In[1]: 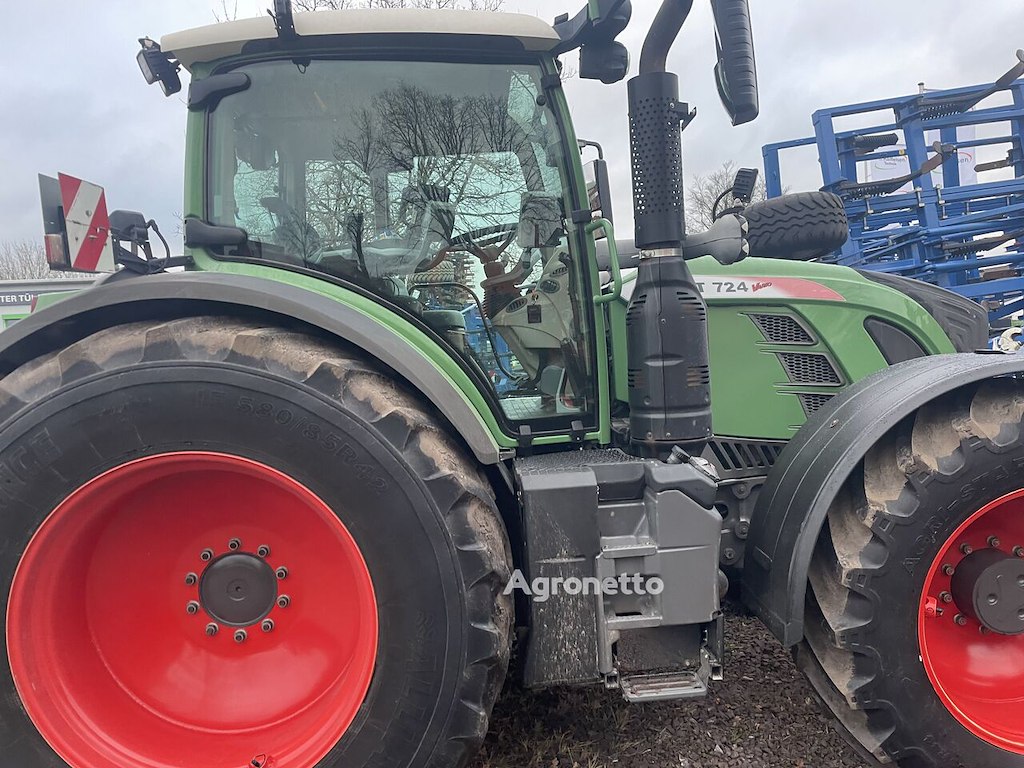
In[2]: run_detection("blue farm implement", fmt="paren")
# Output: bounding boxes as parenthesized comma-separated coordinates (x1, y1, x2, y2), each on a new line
(763, 51, 1024, 325)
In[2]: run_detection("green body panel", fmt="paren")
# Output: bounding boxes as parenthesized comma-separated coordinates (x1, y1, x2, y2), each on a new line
(610, 257, 956, 441)
(180, 54, 610, 450)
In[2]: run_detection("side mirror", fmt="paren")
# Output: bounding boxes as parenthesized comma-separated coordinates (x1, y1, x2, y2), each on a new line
(579, 41, 630, 84)
(584, 158, 614, 225)
(710, 0, 759, 126)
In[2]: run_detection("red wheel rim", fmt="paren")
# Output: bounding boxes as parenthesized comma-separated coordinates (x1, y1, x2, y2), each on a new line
(7, 452, 378, 768)
(918, 488, 1024, 753)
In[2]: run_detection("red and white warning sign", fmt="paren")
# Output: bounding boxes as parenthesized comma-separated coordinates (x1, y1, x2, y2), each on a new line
(38, 173, 115, 273)
(58, 173, 115, 272)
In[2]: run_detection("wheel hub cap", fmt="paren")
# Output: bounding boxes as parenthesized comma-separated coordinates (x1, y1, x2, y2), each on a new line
(950, 548, 1024, 635)
(200, 552, 278, 627)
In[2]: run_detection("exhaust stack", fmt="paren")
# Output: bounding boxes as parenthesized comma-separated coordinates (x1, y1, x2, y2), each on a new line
(625, 0, 709, 458)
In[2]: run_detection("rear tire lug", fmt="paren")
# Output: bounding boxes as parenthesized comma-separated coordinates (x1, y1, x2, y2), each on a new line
(276, 566, 289, 580)
(228, 538, 242, 551)
(184, 572, 198, 586)
(186, 601, 201, 615)
(234, 629, 248, 644)
(206, 623, 219, 637)
(988, 535, 1001, 548)
(940, 591, 953, 603)
(257, 545, 271, 558)
(1014, 545, 1024, 558)
(277, 595, 291, 609)
(960, 543, 973, 556)
(200, 548, 214, 562)
(954, 613, 968, 626)
(261, 619, 275, 633)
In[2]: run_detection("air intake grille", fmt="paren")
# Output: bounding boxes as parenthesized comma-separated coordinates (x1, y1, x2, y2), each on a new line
(708, 439, 786, 473)
(799, 393, 836, 416)
(750, 314, 814, 345)
(778, 353, 842, 385)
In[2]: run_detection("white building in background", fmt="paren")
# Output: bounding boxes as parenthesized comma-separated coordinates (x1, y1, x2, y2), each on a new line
(0, 279, 95, 328)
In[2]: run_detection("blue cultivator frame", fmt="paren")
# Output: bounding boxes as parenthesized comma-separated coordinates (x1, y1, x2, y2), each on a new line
(763, 51, 1024, 324)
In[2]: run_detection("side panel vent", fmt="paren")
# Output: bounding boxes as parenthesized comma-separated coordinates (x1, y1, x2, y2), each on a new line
(798, 392, 835, 416)
(750, 314, 814, 345)
(778, 353, 842, 386)
(686, 365, 711, 387)
(676, 291, 707, 321)
(707, 438, 786, 476)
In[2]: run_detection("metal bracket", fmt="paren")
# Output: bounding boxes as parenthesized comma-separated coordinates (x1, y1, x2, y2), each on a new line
(541, 73, 563, 91)
(571, 208, 593, 225)
(673, 102, 698, 132)
(270, 0, 297, 40)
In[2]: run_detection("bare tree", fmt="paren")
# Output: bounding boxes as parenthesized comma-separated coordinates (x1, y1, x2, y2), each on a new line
(213, 0, 240, 21)
(687, 160, 768, 233)
(0, 241, 81, 281)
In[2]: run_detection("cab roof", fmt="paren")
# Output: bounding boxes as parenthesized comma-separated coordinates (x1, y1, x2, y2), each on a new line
(162, 9, 562, 71)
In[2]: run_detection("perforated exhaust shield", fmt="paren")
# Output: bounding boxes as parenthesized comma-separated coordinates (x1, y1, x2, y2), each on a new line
(628, 71, 685, 250)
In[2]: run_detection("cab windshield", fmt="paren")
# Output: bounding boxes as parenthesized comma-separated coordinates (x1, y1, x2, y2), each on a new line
(208, 58, 594, 427)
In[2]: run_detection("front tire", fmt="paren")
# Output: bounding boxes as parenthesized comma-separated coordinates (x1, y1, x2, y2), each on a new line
(800, 380, 1024, 767)
(0, 316, 512, 768)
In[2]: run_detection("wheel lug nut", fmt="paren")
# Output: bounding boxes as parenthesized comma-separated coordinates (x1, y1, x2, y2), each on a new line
(960, 543, 973, 556)
(206, 623, 219, 637)
(276, 566, 289, 580)
(257, 545, 271, 558)
(228, 538, 242, 551)
(940, 591, 953, 604)
(1014, 546, 1024, 558)
(261, 619, 275, 633)
(277, 595, 291, 609)
(200, 548, 214, 562)
(186, 601, 201, 615)
(185, 572, 198, 586)
(234, 629, 248, 643)
(942, 564, 955, 576)
(954, 614, 968, 626)
(988, 536, 1001, 549)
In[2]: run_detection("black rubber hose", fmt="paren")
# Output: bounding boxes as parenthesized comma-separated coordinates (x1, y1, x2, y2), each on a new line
(639, 0, 694, 74)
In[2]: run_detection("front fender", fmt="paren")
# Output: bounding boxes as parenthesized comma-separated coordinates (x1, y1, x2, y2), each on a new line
(742, 352, 1024, 646)
(0, 272, 502, 464)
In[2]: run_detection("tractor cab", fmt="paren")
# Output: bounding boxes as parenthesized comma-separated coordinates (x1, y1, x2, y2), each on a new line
(158, 7, 614, 429)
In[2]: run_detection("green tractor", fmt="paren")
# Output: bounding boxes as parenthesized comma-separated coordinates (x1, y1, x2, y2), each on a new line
(6, 2, 1023, 767)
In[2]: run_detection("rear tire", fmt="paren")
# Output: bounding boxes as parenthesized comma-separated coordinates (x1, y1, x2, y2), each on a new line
(0, 316, 512, 768)
(743, 191, 848, 260)
(800, 380, 1024, 767)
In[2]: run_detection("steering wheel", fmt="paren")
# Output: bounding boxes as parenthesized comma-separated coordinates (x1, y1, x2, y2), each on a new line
(419, 223, 518, 273)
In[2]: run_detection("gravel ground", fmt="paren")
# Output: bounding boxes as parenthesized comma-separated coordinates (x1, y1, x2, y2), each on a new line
(473, 609, 868, 768)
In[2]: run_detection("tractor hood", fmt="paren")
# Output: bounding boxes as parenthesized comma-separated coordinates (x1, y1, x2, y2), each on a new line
(161, 9, 561, 71)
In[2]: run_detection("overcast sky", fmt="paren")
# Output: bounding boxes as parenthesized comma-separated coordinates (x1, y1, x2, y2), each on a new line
(1, 0, 1021, 246)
